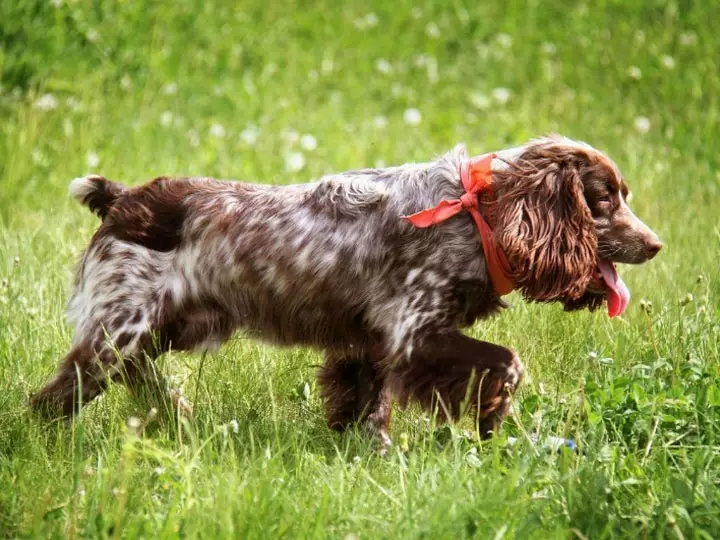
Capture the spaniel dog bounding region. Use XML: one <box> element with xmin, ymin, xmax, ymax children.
<box><xmin>31</xmin><ymin>135</ymin><xmax>662</xmax><ymax>451</ymax></box>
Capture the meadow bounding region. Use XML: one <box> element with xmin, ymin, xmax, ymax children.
<box><xmin>1</xmin><ymin>0</ymin><xmax>719</xmax><ymax>537</ymax></box>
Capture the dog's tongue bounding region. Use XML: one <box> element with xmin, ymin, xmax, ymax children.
<box><xmin>597</xmin><ymin>260</ymin><xmax>630</xmax><ymax>317</ymax></box>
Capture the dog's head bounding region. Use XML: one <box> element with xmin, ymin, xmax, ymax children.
<box><xmin>490</xmin><ymin>136</ymin><xmax>662</xmax><ymax>316</ymax></box>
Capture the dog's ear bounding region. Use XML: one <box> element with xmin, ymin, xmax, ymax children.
<box><xmin>492</xmin><ymin>149</ymin><xmax>597</xmax><ymax>303</ymax></box>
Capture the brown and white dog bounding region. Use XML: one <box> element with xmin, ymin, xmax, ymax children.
<box><xmin>31</xmin><ymin>135</ymin><xmax>662</xmax><ymax>450</ymax></box>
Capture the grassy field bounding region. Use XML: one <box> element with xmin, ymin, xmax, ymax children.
<box><xmin>1</xmin><ymin>0</ymin><xmax>719</xmax><ymax>537</ymax></box>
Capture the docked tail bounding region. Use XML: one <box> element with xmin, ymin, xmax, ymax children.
<box><xmin>68</xmin><ymin>175</ymin><xmax>127</xmax><ymax>219</ymax></box>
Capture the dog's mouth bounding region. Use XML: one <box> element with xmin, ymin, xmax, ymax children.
<box><xmin>588</xmin><ymin>260</ymin><xmax>630</xmax><ymax>318</ymax></box>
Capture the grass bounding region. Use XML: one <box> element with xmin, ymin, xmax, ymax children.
<box><xmin>1</xmin><ymin>0</ymin><xmax>719</xmax><ymax>537</ymax></box>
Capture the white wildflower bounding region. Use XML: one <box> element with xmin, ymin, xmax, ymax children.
<box><xmin>160</xmin><ymin>111</ymin><xmax>174</xmax><ymax>127</ymax></box>
<box><xmin>66</xmin><ymin>97</ymin><xmax>81</xmax><ymax>111</ymax></box>
<box><xmin>375</xmin><ymin>59</ymin><xmax>392</xmax><ymax>74</ymax></box>
<box><xmin>628</xmin><ymin>66</ymin><xmax>642</xmax><ymax>80</ymax></box>
<box><xmin>300</xmin><ymin>134</ymin><xmax>317</xmax><ymax>151</ymax></box>
<box><xmin>679</xmin><ymin>31</ymin><xmax>697</xmax><ymax>46</ymax></box>
<box><xmin>541</xmin><ymin>42</ymin><xmax>557</xmax><ymax>55</ymax></box>
<box><xmin>491</xmin><ymin>87</ymin><xmax>511</xmax><ymax>105</ymax></box>
<box><xmin>86</xmin><ymin>29</ymin><xmax>100</xmax><ymax>43</ymax></box>
<box><xmin>403</xmin><ymin>108</ymin><xmax>422</xmax><ymax>126</ymax></box>
<box><xmin>634</xmin><ymin>116</ymin><xmax>651</xmax><ymax>134</ymax></box>
<box><xmin>660</xmin><ymin>55</ymin><xmax>675</xmax><ymax>69</ymax></box>
<box><xmin>86</xmin><ymin>152</ymin><xmax>100</xmax><ymax>168</ymax></box>
<box><xmin>364</xmin><ymin>13</ymin><xmax>379</xmax><ymax>27</ymax></box>
<box><xmin>186</xmin><ymin>128</ymin><xmax>200</xmax><ymax>147</ymax></box>
<box><xmin>372</xmin><ymin>115</ymin><xmax>388</xmax><ymax>129</ymax></box>
<box><xmin>425</xmin><ymin>22</ymin><xmax>440</xmax><ymax>39</ymax></box>
<box><xmin>209</xmin><ymin>123</ymin><xmax>226</xmax><ymax>138</ymax></box>
<box><xmin>127</xmin><ymin>416</ymin><xmax>141</xmax><ymax>429</ymax></box>
<box><xmin>163</xmin><ymin>82</ymin><xmax>178</xmax><ymax>95</ymax></box>
<box><xmin>495</xmin><ymin>33</ymin><xmax>513</xmax><ymax>48</ymax></box>
<box><xmin>469</xmin><ymin>91</ymin><xmax>490</xmax><ymax>110</ymax></box>
<box><xmin>33</xmin><ymin>94</ymin><xmax>58</xmax><ymax>111</ymax></box>
<box><xmin>120</xmin><ymin>75</ymin><xmax>132</xmax><ymax>90</ymax></box>
<box><xmin>239</xmin><ymin>126</ymin><xmax>259</xmax><ymax>146</ymax></box>
<box><xmin>285</xmin><ymin>152</ymin><xmax>305</xmax><ymax>172</ymax></box>
<box><xmin>229</xmin><ymin>419</ymin><xmax>239</xmax><ymax>434</ymax></box>
<box><xmin>321</xmin><ymin>56</ymin><xmax>334</xmax><ymax>74</ymax></box>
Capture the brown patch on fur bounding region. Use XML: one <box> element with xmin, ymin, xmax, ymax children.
<box><xmin>102</xmin><ymin>178</ymin><xmax>195</xmax><ymax>252</ymax></box>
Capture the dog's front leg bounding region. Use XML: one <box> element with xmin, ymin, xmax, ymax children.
<box><xmin>387</xmin><ymin>331</ymin><xmax>524</xmax><ymax>438</ymax></box>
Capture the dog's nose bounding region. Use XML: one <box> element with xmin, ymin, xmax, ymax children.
<box><xmin>645</xmin><ymin>238</ymin><xmax>663</xmax><ymax>259</ymax></box>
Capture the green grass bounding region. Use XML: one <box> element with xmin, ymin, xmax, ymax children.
<box><xmin>1</xmin><ymin>0</ymin><xmax>719</xmax><ymax>537</ymax></box>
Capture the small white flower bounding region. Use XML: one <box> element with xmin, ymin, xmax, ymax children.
<box><xmin>86</xmin><ymin>29</ymin><xmax>100</xmax><ymax>43</ymax></box>
<box><xmin>470</xmin><ymin>91</ymin><xmax>491</xmax><ymax>110</ymax></box>
<box><xmin>495</xmin><ymin>33</ymin><xmax>513</xmax><ymax>48</ymax></box>
<box><xmin>229</xmin><ymin>419</ymin><xmax>239</xmax><ymax>434</ymax></box>
<box><xmin>153</xmin><ymin>467</ymin><xmax>165</xmax><ymax>475</ymax></box>
<box><xmin>300</xmin><ymin>134</ymin><xmax>317</xmax><ymax>151</ymax></box>
<box><xmin>491</xmin><ymin>87</ymin><xmax>511</xmax><ymax>105</ymax></box>
<box><xmin>628</xmin><ymin>66</ymin><xmax>642</xmax><ymax>80</ymax></box>
<box><xmin>160</xmin><ymin>111</ymin><xmax>174</xmax><ymax>127</ymax></box>
<box><xmin>679</xmin><ymin>31</ymin><xmax>697</xmax><ymax>46</ymax></box>
<box><xmin>209</xmin><ymin>123</ymin><xmax>226</xmax><ymax>138</ymax></box>
<box><xmin>364</xmin><ymin>13</ymin><xmax>379</xmax><ymax>27</ymax></box>
<box><xmin>660</xmin><ymin>55</ymin><xmax>675</xmax><ymax>69</ymax></box>
<box><xmin>240</xmin><ymin>126</ymin><xmax>259</xmax><ymax>146</ymax></box>
<box><xmin>321</xmin><ymin>56</ymin><xmax>334</xmax><ymax>74</ymax></box>
<box><xmin>285</xmin><ymin>151</ymin><xmax>306</xmax><ymax>172</ymax></box>
<box><xmin>372</xmin><ymin>115</ymin><xmax>388</xmax><ymax>129</ymax></box>
<box><xmin>352</xmin><ymin>456</ymin><xmax>362</xmax><ymax>464</ymax></box>
<box><xmin>425</xmin><ymin>22</ymin><xmax>440</xmax><ymax>39</ymax></box>
<box><xmin>66</xmin><ymin>97</ymin><xmax>81</xmax><ymax>111</ymax></box>
<box><xmin>186</xmin><ymin>128</ymin><xmax>200</xmax><ymax>147</ymax></box>
<box><xmin>375</xmin><ymin>59</ymin><xmax>392</xmax><ymax>74</ymax></box>
<box><xmin>541</xmin><ymin>42</ymin><xmax>557</xmax><ymax>55</ymax></box>
<box><xmin>403</xmin><ymin>108</ymin><xmax>422</xmax><ymax>126</ymax></box>
<box><xmin>163</xmin><ymin>82</ymin><xmax>178</xmax><ymax>95</ymax></box>
<box><xmin>120</xmin><ymin>75</ymin><xmax>132</xmax><ymax>90</ymax></box>
<box><xmin>33</xmin><ymin>94</ymin><xmax>58</xmax><ymax>111</ymax></box>
<box><xmin>634</xmin><ymin>116</ymin><xmax>651</xmax><ymax>134</ymax></box>
<box><xmin>127</xmin><ymin>416</ymin><xmax>141</xmax><ymax>429</ymax></box>
<box><xmin>87</xmin><ymin>152</ymin><xmax>100</xmax><ymax>168</ymax></box>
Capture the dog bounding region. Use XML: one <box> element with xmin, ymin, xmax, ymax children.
<box><xmin>31</xmin><ymin>135</ymin><xmax>662</xmax><ymax>450</ymax></box>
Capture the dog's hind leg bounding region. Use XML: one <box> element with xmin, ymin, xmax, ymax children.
<box><xmin>30</xmin><ymin>338</ymin><xmax>115</xmax><ymax>419</ymax></box>
<box><xmin>318</xmin><ymin>350</ymin><xmax>393</xmax><ymax>453</ymax></box>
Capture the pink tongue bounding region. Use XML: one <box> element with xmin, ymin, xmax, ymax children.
<box><xmin>597</xmin><ymin>260</ymin><xmax>630</xmax><ymax>318</ymax></box>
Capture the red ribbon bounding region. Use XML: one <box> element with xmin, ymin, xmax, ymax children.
<box><xmin>402</xmin><ymin>153</ymin><xmax>514</xmax><ymax>296</ymax></box>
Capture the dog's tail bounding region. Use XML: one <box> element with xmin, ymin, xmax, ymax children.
<box><xmin>69</xmin><ymin>175</ymin><xmax>127</xmax><ymax>219</ymax></box>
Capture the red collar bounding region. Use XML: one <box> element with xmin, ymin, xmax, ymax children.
<box><xmin>402</xmin><ymin>153</ymin><xmax>514</xmax><ymax>296</ymax></box>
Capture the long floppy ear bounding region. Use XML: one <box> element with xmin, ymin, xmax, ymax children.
<box><xmin>491</xmin><ymin>148</ymin><xmax>597</xmax><ymax>303</ymax></box>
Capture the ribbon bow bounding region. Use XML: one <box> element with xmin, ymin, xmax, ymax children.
<box><xmin>402</xmin><ymin>153</ymin><xmax>514</xmax><ymax>296</ymax></box>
